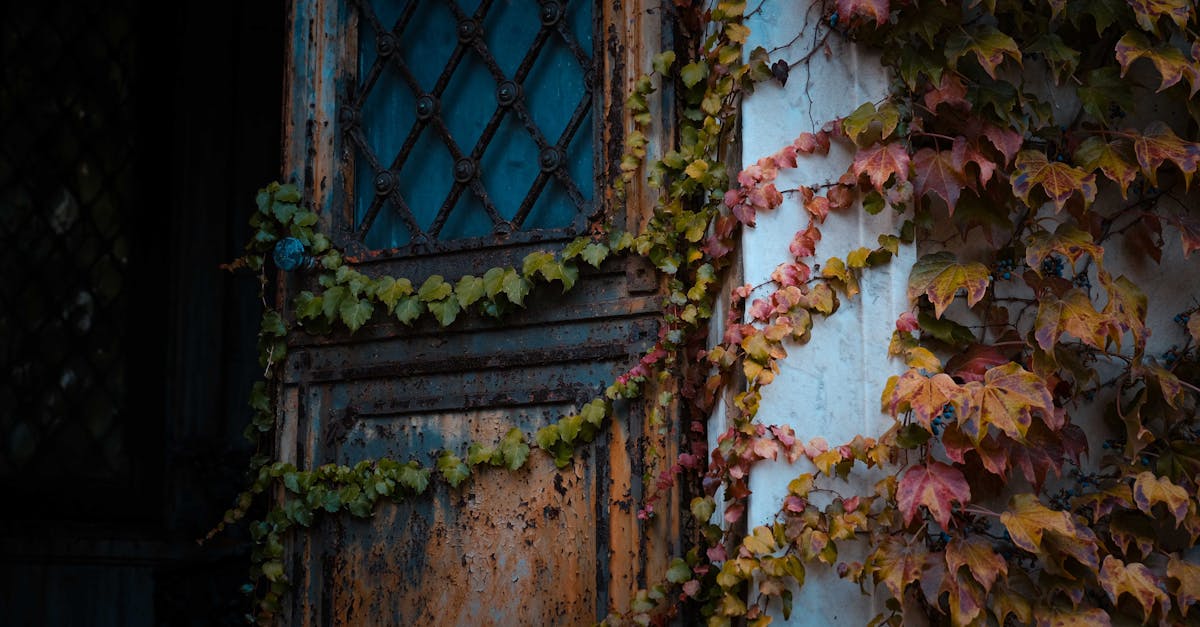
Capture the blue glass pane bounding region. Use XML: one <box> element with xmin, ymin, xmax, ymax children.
<box><xmin>354</xmin><ymin>0</ymin><xmax>594</xmax><ymax>249</ymax></box>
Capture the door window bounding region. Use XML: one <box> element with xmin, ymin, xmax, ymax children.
<box><xmin>343</xmin><ymin>0</ymin><xmax>596</xmax><ymax>252</ymax></box>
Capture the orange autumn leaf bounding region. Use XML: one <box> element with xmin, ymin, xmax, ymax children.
<box><xmin>960</xmin><ymin>362</ymin><xmax>1054</xmax><ymax>441</ymax></box>
<box><xmin>1011</xmin><ymin>150</ymin><xmax>1097</xmax><ymax>211</ymax></box>
<box><xmin>869</xmin><ymin>535</ymin><xmax>929</xmax><ymax>599</ymax></box>
<box><xmin>1128</xmin><ymin>121</ymin><xmax>1200</xmax><ymax>188</ymax></box>
<box><xmin>851</xmin><ymin>142</ymin><xmax>910</xmax><ymax>192</ymax></box>
<box><xmin>882</xmin><ymin>368</ymin><xmax>961</xmax><ymax>429</ymax></box>
<box><xmin>906</xmin><ymin>251</ymin><xmax>990</xmax><ymax>319</ymax></box>
<box><xmin>1000</xmin><ymin>493</ymin><xmax>1080</xmax><ymax>554</ymax></box>
<box><xmin>1099</xmin><ymin>556</ymin><xmax>1171</xmax><ymax>623</ymax></box>
<box><xmin>945</xmin><ymin>536</ymin><xmax>1007</xmax><ymax>593</ymax></box>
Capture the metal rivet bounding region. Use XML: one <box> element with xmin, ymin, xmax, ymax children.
<box><xmin>584</xmin><ymin>70</ymin><xmax>597</xmax><ymax>91</ymax></box>
<box><xmin>339</xmin><ymin>107</ymin><xmax>359</xmax><ymax>127</ymax></box>
<box><xmin>377</xmin><ymin>33</ymin><xmax>397</xmax><ymax>57</ymax></box>
<box><xmin>457</xmin><ymin>19</ymin><xmax>478</xmax><ymax>41</ymax></box>
<box><xmin>416</xmin><ymin>95</ymin><xmax>436</xmax><ymax>120</ymax></box>
<box><xmin>453</xmin><ymin>159</ymin><xmax>476</xmax><ymax>182</ymax></box>
<box><xmin>496</xmin><ymin>81</ymin><xmax>519</xmax><ymax>106</ymax></box>
<box><xmin>494</xmin><ymin>221</ymin><xmax>514</xmax><ymax>235</ymax></box>
<box><xmin>273</xmin><ymin>237</ymin><xmax>314</xmax><ymax>272</ymax></box>
<box><xmin>374</xmin><ymin>171</ymin><xmax>396</xmax><ymax>195</ymax></box>
<box><xmin>539</xmin><ymin>147</ymin><xmax>561</xmax><ymax>172</ymax></box>
<box><xmin>540</xmin><ymin>2</ymin><xmax>562</xmax><ymax>25</ymax></box>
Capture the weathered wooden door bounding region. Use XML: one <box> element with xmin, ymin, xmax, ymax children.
<box><xmin>278</xmin><ymin>1</ymin><xmax>675</xmax><ymax>624</ymax></box>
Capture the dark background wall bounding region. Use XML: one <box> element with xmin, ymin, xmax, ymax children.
<box><xmin>0</xmin><ymin>2</ymin><xmax>284</xmax><ymax>624</ymax></box>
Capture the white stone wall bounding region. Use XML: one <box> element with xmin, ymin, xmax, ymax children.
<box><xmin>737</xmin><ymin>3</ymin><xmax>915</xmax><ymax>623</ymax></box>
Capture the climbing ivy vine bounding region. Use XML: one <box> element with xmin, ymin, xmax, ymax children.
<box><xmin>213</xmin><ymin>0</ymin><xmax>1200</xmax><ymax>624</ymax></box>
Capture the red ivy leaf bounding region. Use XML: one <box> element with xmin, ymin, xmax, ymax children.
<box><xmin>924</xmin><ymin>73</ymin><xmax>970</xmax><ymax>112</ymax></box>
<box><xmin>789</xmin><ymin>222</ymin><xmax>822</xmax><ymax>259</ymax></box>
<box><xmin>897</xmin><ymin>461</ymin><xmax>971</xmax><ymax>528</ymax></box>
<box><xmin>771</xmin><ymin>262</ymin><xmax>811</xmax><ymax>287</ymax></box>
<box><xmin>851</xmin><ymin>142</ymin><xmax>911</xmax><ymax>192</ymax></box>
<box><xmin>944</xmin><ymin>343</ymin><xmax>1009</xmax><ymax>383</ymax></box>
<box><xmin>981</xmin><ymin>123</ymin><xmax>1023</xmax><ymax>166</ymax></box>
<box><xmin>952</xmin><ymin>136</ymin><xmax>997</xmax><ymax>187</ymax></box>
<box><xmin>1168</xmin><ymin>214</ymin><xmax>1200</xmax><ymax>257</ymax></box>
<box><xmin>912</xmin><ymin>148</ymin><xmax>969</xmax><ymax>212</ymax></box>
<box><xmin>835</xmin><ymin>0</ymin><xmax>890</xmax><ymax>27</ymax></box>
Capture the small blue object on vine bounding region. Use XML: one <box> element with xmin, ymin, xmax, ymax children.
<box><xmin>273</xmin><ymin>236</ymin><xmax>314</xmax><ymax>272</ymax></box>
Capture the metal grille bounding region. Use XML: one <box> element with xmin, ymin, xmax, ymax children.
<box><xmin>345</xmin><ymin>0</ymin><xmax>595</xmax><ymax>252</ymax></box>
<box><xmin>0</xmin><ymin>2</ymin><xmax>135</xmax><ymax>484</ymax></box>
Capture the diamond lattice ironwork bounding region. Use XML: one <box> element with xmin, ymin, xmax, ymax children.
<box><xmin>345</xmin><ymin>0</ymin><xmax>595</xmax><ymax>251</ymax></box>
<box><xmin>0</xmin><ymin>1</ymin><xmax>135</xmax><ymax>486</ymax></box>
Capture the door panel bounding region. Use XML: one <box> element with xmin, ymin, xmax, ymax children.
<box><xmin>281</xmin><ymin>1</ymin><xmax>674</xmax><ymax>623</ymax></box>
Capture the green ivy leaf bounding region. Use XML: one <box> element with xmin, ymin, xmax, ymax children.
<box><xmin>292</xmin><ymin>210</ymin><xmax>318</xmax><ymax>227</ymax></box>
<box><xmin>398</xmin><ymin>463</ymin><xmax>430</xmax><ymax>493</ymax></box>
<box><xmin>375</xmin><ymin>276</ymin><xmax>414</xmax><ymax>313</ymax></box>
<box><xmin>581</xmin><ymin>243</ymin><xmax>609</xmax><ymax>268</ymax></box>
<box><xmin>428</xmin><ymin>297</ymin><xmax>460</xmax><ymax>327</ymax></box>
<box><xmin>272</xmin><ymin>202</ymin><xmax>297</xmax><ymax>224</ymax></box>
<box><xmin>483</xmin><ymin>266</ymin><xmax>507</xmax><ymax>298</ymax></box>
<box><xmin>945</xmin><ymin>25</ymin><xmax>1021</xmax><ymax>79</ymax></box>
<box><xmin>666</xmin><ymin>557</ymin><xmax>692</xmax><ymax>583</ymax></box>
<box><xmin>561</xmin><ymin>238</ymin><xmax>590</xmax><ymax>260</ymax></box>
<box><xmin>455</xmin><ymin>275</ymin><xmax>485</xmax><ymax>308</ymax></box>
<box><xmin>467</xmin><ymin>442</ymin><xmax>498</xmax><ymax>466</ymax></box>
<box><xmin>534</xmin><ymin>424</ymin><xmax>561</xmax><ymax>450</ymax></box>
<box><xmin>275</xmin><ymin>183</ymin><xmax>301</xmax><ymax>203</ymax></box>
<box><xmin>558</xmin><ymin>413</ymin><xmax>583</xmax><ymax>444</ymax></box>
<box><xmin>502</xmin><ymin>269</ymin><xmax>531</xmax><ymax>306</ymax></box>
<box><xmin>294</xmin><ymin>291</ymin><xmax>324</xmax><ymax>320</ymax></box>
<box><xmin>652</xmin><ymin>50</ymin><xmax>676</xmax><ymax>75</ymax></box>
<box><xmin>581</xmin><ymin>399</ymin><xmax>607</xmax><ymax>427</ymax></box>
<box><xmin>261</xmin><ymin>311</ymin><xmax>287</xmax><ymax>337</ymax></box>
<box><xmin>499</xmin><ymin>428</ymin><xmax>530</xmax><ymax>470</ymax></box>
<box><xmin>522</xmin><ymin>251</ymin><xmax>555</xmax><ymax>278</ymax></box>
<box><xmin>394</xmin><ymin>295</ymin><xmax>424</xmax><ymax>325</ymax></box>
<box><xmin>339</xmin><ymin>298</ymin><xmax>374</xmax><ymax>332</ymax></box>
<box><xmin>417</xmin><ymin>275</ymin><xmax>453</xmax><ymax>302</ymax></box>
<box><xmin>321</xmin><ymin>285</ymin><xmax>348</xmax><ymax>322</ymax></box>
<box><xmin>680</xmin><ymin>60</ymin><xmax>709</xmax><ymax>88</ymax></box>
<box><xmin>261</xmin><ymin>560</ymin><xmax>285</xmax><ymax>583</ymax></box>
<box><xmin>536</xmin><ymin>261</ymin><xmax>579</xmax><ymax>292</ymax></box>
<box><xmin>437</xmin><ymin>452</ymin><xmax>471</xmax><ymax>488</ymax></box>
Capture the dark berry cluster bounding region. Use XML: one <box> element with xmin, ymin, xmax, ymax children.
<box><xmin>1073</xmin><ymin>272</ymin><xmax>1090</xmax><ymax>289</ymax></box>
<box><xmin>930</xmin><ymin>403</ymin><xmax>955</xmax><ymax>434</ymax></box>
<box><xmin>994</xmin><ymin>257</ymin><xmax>1018</xmax><ymax>281</ymax></box>
<box><xmin>1040</xmin><ymin>255</ymin><xmax>1064</xmax><ymax>277</ymax></box>
<box><xmin>1175</xmin><ymin>311</ymin><xmax>1192</xmax><ymax>327</ymax></box>
<box><xmin>1164</xmin><ymin>346</ymin><xmax>1180</xmax><ymax>365</ymax></box>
